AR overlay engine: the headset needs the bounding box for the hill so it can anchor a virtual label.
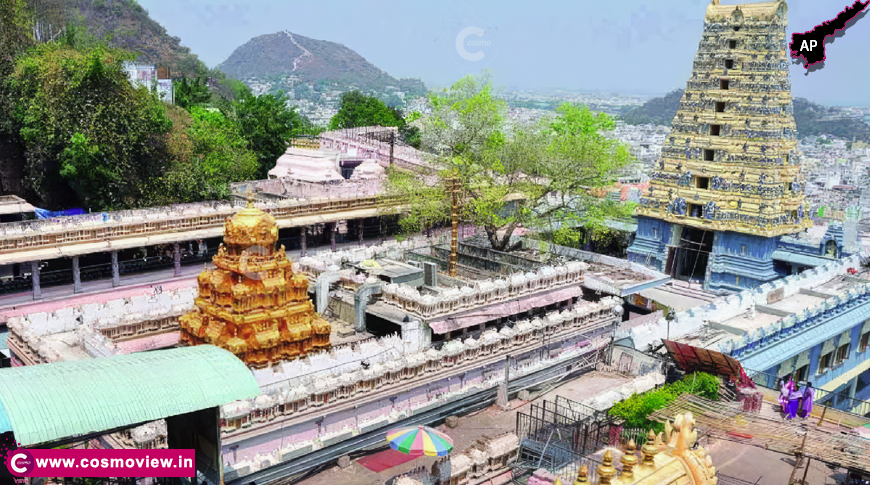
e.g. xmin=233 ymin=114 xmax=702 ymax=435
xmin=621 ymin=89 xmax=870 ymax=143
xmin=217 ymin=31 xmax=426 ymax=106
xmin=29 ymin=0 xmax=213 ymax=78
xmin=619 ymin=89 xmax=684 ymax=126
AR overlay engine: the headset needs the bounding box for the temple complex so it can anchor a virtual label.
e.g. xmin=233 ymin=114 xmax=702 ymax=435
xmin=178 ymin=196 xmax=331 ymax=368
xmin=629 ymin=0 xmax=813 ymax=292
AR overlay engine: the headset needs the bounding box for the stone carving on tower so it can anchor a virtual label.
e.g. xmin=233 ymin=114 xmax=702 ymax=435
xmin=636 ymin=0 xmax=811 ymax=237
xmin=179 ymin=196 xmax=331 ymax=368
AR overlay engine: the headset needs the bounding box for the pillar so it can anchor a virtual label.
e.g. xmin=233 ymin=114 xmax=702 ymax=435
xmin=330 ymin=222 xmax=337 ymax=251
xmin=173 ymin=242 xmax=181 ymax=277
xmin=358 ymin=219 xmax=364 ymax=246
xmin=301 ymin=227 xmax=307 ymax=256
xmin=31 ymin=261 xmax=41 ymax=300
xmin=72 ymin=256 xmax=82 ymax=293
xmin=423 ymin=262 xmax=438 ymax=287
xmin=111 ymin=250 xmax=120 ymax=287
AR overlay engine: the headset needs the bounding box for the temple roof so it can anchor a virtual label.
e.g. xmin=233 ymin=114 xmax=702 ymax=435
xmin=0 ymin=346 xmax=259 ymax=446
xmin=706 ymin=0 xmax=787 ymax=21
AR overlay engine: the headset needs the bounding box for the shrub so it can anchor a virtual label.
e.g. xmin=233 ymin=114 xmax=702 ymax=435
xmin=608 ymin=372 xmax=719 ymax=432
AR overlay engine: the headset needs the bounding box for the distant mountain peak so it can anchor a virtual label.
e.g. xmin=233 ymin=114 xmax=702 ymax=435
xmin=217 ymin=31 xmax=402 ymax=87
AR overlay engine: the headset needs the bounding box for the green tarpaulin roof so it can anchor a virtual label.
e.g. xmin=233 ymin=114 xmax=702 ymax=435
xmin=0 ymin=345 xmax=260 ymax=446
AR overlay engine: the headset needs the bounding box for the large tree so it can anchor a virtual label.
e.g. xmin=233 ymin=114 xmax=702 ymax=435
xmin=328 ymin=90 xmax=403 ymax=130
xmin=155 ymin=105 xmax=259 ymax=204
xmin=8 ymin=40 xmax=172 ymax=208
xmin=220 ymin=86 xmax=315 ymax=179
xmin=384 ymin=71 xmax=633 ymax=252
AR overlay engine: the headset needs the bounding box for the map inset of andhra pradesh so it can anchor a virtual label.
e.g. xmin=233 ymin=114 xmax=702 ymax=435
xmin=790 ymin=0 xmax=869 ymax=68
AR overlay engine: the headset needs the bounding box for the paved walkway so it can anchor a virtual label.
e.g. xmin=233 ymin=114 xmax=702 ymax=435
xmin=297 ymin=371 xmax=634 ymax=485
xmin=0 ymin=237 xmax=396 ymax=319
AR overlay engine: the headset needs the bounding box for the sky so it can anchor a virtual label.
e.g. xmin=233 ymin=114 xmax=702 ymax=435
xmin=136 ymin=0 xmax=870 ymax=106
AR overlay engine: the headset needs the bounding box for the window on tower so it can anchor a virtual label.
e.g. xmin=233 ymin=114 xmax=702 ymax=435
xmin=694 ymin=177 xmax=710 ymax=190
xmin=716 ymin=102 xmax=726 ymax=113
xmin=704 ymin=149 xmax=715 ymax=161
xmin=729 ymin=39 xmax=737 ymax=49
xmin=724 ymin=59 xmax=734 ymax=69
xmin=720 ymin=79 xmax=730 ymax=90
xmin=710 ymin=125 xmax=721 ymax=136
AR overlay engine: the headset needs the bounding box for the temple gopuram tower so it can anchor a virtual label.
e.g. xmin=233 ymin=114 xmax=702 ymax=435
xmin=179 ymin=197 xmax=331 ymax=368
xmin=628 ymin=0 xmax=810 ymax=292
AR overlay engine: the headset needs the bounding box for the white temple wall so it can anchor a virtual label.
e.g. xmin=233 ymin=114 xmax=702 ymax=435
xmin=222 ymin=338 xmax=609 ymax=479
xmin=619 ymin=255 xmax=862 ymax=351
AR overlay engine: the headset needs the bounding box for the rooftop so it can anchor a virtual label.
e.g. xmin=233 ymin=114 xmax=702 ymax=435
xmin=0 ymin=195 xmax=35 ymax=215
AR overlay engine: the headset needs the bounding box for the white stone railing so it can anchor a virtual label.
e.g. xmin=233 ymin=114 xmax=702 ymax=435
xmin=380 ymin=262 xmax=588 ymax=318
xmin=296 ymin=237 xmax=436 ymax=278
xmin=218 ymin=296 xmax=622 ymax=435
xmin=0 ymin=192 xmax=406 ymax=251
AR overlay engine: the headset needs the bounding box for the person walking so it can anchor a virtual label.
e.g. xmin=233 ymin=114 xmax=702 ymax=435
xmin=801 ymin=382 xmax=815 ymax=418
xmin=779 ymin=376 xmax=791 ymax=413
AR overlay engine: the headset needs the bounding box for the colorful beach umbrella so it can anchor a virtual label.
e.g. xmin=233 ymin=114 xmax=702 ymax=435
xmin=386 ymin=425 xmax=454 ymax=456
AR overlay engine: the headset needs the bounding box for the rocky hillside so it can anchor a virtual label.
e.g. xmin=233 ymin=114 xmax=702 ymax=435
xmin=69 ymin=0 xmax=211 ymax=77
xmin=620 ymin=89 xmax=684 ymax=126
xmin=621 ymin=88 xmax=870 ymax=143
xmin=218 ymin=31 xmax=426 ymax=103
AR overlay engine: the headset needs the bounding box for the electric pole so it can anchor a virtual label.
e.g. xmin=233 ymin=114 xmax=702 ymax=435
xmin=448 ymin=176 xmax=460 ymax=277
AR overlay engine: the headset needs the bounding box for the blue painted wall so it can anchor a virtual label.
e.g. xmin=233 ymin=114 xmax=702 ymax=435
xmin=763 ymin=323 xmax=870 ymax=406
xmin=627 ymin=216 xmax=672 ymax=272
xmin=706 ymin=231 xmax=781 ymax=292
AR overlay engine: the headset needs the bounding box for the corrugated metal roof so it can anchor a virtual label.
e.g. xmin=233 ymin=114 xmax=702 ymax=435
xmin=0 ymin=401 xmax=11 ymax=434
xmin=0 ymin=345 xmax=260 ymax=446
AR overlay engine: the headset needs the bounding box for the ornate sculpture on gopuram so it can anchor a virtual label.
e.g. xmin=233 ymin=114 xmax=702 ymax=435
xmin=179 ymin=196 xmax=331 ymax=368
xmin=628 ymin=0 xmax=811 ymax=292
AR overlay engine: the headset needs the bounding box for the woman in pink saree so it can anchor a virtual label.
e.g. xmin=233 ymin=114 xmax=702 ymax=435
xmin=801 ymin=382 xmax=815 ymax=418
xmin=779 ymin=375 xmax=795 ymax=413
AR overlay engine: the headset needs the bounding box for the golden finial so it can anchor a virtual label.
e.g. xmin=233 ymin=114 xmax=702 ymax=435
xmin=598 ymin=449 xmax=617 ymax=485
xmin=621 ymin=439 xmax=638 ymax=477
xmin=573 ymin=465 xmax=588 ymax=484
xmin=642 ymin=429 xmax=660 ymax=467
xmin=246 ymin=188 xmax=255 ymax=208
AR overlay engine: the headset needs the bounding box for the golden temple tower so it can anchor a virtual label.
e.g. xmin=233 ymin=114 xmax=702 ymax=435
xmin=628 ymin=0 xmax=811 ymax=292
xmin=179 ymin=197 xmax=331 ymax=368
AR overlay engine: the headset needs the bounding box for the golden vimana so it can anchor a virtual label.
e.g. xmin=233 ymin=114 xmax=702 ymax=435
xmin=179 ymin=196 xmax=331 ymax=368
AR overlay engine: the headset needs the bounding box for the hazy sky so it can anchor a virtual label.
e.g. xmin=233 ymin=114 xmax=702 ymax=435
xmin=137 ymin=0 xmax=870 ymax=105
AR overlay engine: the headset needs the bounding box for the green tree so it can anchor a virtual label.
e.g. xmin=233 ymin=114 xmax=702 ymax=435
xmin=8 ymin=41 xmax=172 ymax=208
xmin=174 ymin=75 xmax=211 ymax=111
xmin=385 ymin=71 xmax=633 ymax=252
xmin=156 ymin=106 xmax=258 ymax=203
xmin=328 ymin=90 xmax=403 ymax=130
xmin=221 ymin=89 xmax=314 ymax=179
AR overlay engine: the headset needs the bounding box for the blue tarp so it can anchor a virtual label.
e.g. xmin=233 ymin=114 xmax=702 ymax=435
xmin=34 ymin=207 xmax=86 ymax=219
